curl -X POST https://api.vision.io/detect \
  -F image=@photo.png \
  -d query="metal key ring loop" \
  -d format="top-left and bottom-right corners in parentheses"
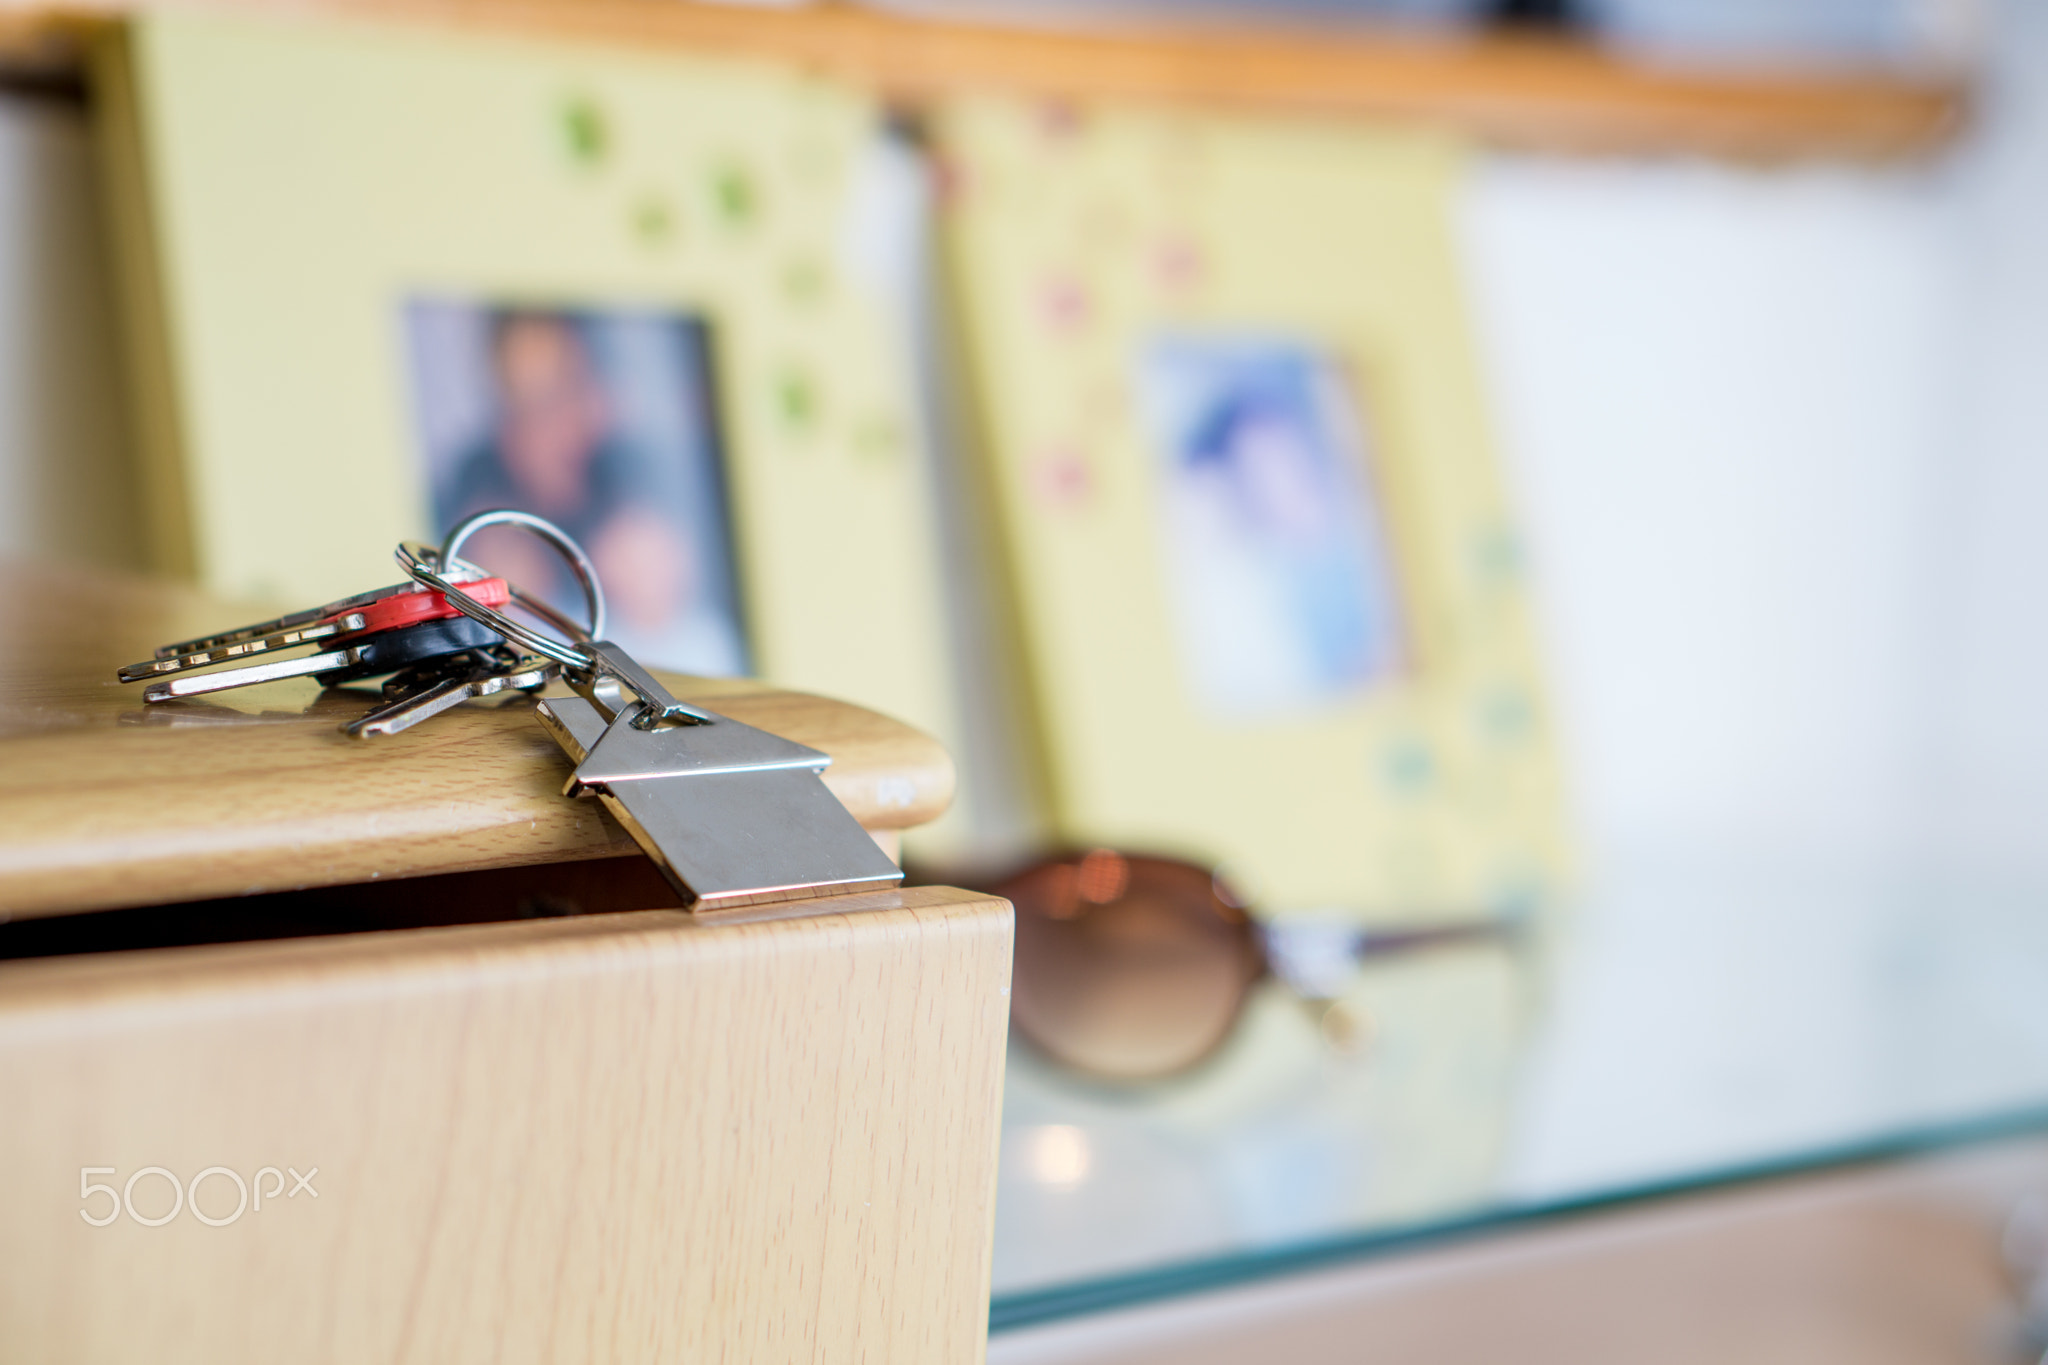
top-left (442, 508), bottom-right (608, 644)
top-left (395, 509), bottom-right (608, 670)
top-left (398, 545), bottom-right (591, 670)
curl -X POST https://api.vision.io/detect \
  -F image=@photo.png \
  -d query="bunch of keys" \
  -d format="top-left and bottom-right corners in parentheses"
top-left (117, 560), bottom-right (556, 738)
top-left (121, 508), bottom-right (903, 914)
top-left (396, 510), bottom-right (904, 913)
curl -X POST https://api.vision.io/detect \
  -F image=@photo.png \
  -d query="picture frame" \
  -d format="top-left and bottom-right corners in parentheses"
top-left (934, 99), bottom-right (1568, 919)
top-left (95, 10), bottom-right (955, 753)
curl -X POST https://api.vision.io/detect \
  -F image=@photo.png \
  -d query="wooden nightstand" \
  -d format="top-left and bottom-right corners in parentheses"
top-left (0, 558), bottom-right (1012, 1364)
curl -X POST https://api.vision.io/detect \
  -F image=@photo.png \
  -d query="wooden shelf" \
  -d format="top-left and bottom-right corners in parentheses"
top-left (0, 0), bottom-right (1964, 159)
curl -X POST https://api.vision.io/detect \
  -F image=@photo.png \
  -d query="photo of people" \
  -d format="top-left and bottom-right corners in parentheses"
top-left (402, 300), bottom-right (748, 676)
top-left (1139, 335), bottom-right (1406, 718)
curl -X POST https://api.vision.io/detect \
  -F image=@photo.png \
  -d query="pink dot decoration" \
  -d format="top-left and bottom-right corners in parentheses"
top-left (1040, 274), bottom-right (1091, 333)
top-left (1031, 447), bottom-right (1094, 511)
top-left (1036, 100), bottom-right (1083, 142)
top-left (930, 153), bottom-right (969, 209)
top-left (1153, 236), bottom-right (1204, 292)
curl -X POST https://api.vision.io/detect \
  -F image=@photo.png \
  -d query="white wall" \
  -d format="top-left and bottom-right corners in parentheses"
top-left (1924, 0), bottom-right (2048, 878)
top-left (1462, 0), bottom-right (2048, 883)
top-left (1465, 0), bottom-right (2048, 1193)
top-left (1464, 158), bottom-right (1952, 867)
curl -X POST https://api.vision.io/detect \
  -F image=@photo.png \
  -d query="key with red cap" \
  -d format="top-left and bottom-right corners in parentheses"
top-left (143, 564), bottom-right (496, 663)
top-left (134, 614), bottom-right (513, 704)
top-left (119, 578), bottom-right (512, 692)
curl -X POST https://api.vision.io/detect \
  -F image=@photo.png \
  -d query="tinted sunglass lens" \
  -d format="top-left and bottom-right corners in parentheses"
top-left (1005, 852), bottom-right (1261, 1082)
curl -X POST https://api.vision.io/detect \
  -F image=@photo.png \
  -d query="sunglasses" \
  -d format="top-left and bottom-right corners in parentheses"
top-left (985, 849), bottom-right (1526, 1083)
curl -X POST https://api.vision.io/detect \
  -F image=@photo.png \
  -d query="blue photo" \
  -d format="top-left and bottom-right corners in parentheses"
top-left (1140, 335), bottom-right (1406, 717)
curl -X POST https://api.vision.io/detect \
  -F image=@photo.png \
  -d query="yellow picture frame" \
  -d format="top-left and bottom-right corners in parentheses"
top-left (95, 10), bottom-right (955, 756)
top-left (935, 98), bottom-right (1568, 920)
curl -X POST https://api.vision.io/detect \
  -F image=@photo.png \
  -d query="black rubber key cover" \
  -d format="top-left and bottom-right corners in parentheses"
top-left (314, 614), bottom-right (503, 686)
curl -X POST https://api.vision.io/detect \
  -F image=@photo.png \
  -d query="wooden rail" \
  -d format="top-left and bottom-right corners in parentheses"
top-left (0, 0), bottom-right (1965, 158)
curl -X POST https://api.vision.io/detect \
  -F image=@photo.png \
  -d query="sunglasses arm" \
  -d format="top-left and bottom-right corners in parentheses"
top-left (1258, 913), bottom-right (1526, 1001)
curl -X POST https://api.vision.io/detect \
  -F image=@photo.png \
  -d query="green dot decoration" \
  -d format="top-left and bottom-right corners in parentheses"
top-left (713, 164), bottom-right (761, 228)
top-left (1379, 737), bottom-right (1436, 795)
top-left (558, 95), bottom-right (610, 168)
top-left (781, 257), bottom-right (829, 306)
top-left (1477, 689), bottom-right (1533, 745)
top-left (1485, 875), bottom-right (1543, 922)
top-left (631, 194), bottom-right (678, 248)
top-left (1473, 526), bottom-right (1525, 585)
top-left (776, 369), bottom-right (819, 433)
top-left (852, 415), bottom-right (902, 463)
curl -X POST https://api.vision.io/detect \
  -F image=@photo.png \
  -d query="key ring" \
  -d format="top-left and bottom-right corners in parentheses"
top-left (442, 509), bottom-right (608, 645)
top-left (398, 508), bottom-right (711, 729)
top-left (396, 509), bottom-right (607, 670)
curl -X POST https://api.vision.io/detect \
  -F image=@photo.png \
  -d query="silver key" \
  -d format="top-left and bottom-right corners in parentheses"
top-left (119, 614), bottom-right (369, 682)
top-left (344, 653), bottom-right (554, 739)
top-left (142, 643), bottom-right (371, 702)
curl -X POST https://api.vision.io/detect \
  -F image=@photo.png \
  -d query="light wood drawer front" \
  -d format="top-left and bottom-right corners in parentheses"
top-left (0, 885), bottom-right (1012, 1365)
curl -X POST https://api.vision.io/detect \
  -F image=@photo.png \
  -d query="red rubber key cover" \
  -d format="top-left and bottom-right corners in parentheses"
top-left (342, 577), bottom-right (510, 637)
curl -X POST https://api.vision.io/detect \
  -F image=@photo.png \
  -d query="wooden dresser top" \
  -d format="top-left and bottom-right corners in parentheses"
top-left (0, 559), bottom-right (953, 920)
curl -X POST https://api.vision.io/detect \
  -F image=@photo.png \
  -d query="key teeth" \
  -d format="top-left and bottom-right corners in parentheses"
top-left (339, 655), bottom-right (558, 739)
top-left (116, 614), bottom-right (373, 686)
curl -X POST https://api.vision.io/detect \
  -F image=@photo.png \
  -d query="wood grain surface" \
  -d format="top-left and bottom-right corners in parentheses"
top-left (0, 883), bottom-right (1014, 1364)
top-left (0, 0), bottom-right (1964, 160)
top-left (0, 558), bottom-right (954, 920)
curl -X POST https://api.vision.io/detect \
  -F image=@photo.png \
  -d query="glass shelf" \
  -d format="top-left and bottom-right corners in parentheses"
top-left (987, 847), bottom-right (2048, 1329)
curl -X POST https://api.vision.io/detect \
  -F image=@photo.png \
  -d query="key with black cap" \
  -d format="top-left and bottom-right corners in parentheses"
top-left (342, 647), bottom-right (555, 739)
